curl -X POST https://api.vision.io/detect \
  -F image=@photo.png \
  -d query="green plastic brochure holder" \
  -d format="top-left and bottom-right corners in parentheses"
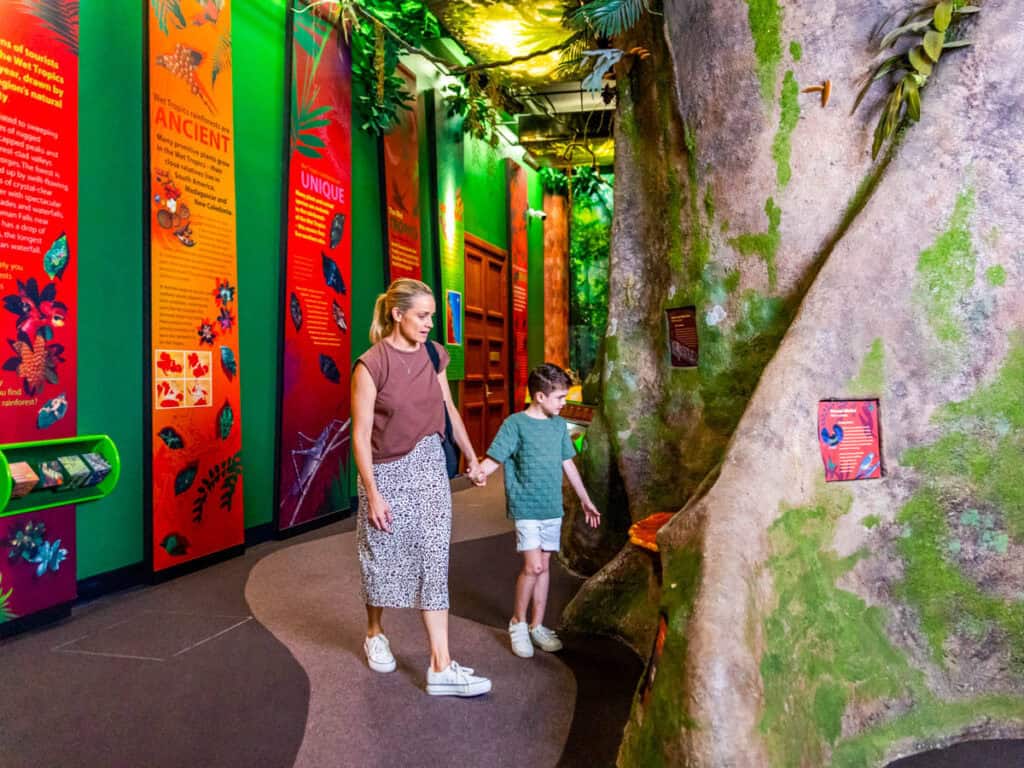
top-left (0, 435), bottom-right (121, 517)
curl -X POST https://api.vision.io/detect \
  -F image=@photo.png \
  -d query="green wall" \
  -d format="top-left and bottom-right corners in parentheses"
top-left (76, 1), bottom-right (145, 578)
top-left (234, 2), bottom-right (288, 529)
top-left (527, 166), bottom-right (545, 369)
top-left (73, 16), bottom-right (546, 582)
top-left (463, 135), bottom-right (508, 249)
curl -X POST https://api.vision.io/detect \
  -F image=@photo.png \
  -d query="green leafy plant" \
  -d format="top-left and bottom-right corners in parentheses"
top-left (348, 0), bottom-right (439, 135)
top-left (566, 0), bottom-right (651, 40)
top-left (854, 0), bottom-right (978, 158)
top-left (539, 167), bottom-right (570, 194)
top-left (443, 72), bottom-right (508, 147)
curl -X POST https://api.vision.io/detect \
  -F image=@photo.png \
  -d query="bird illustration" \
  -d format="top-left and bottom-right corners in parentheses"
top-left (820, 424), bottom-right (844, 447)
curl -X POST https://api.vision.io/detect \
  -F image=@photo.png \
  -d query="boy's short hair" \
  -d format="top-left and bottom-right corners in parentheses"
top-left (528, 363), bottom-right (572, 398)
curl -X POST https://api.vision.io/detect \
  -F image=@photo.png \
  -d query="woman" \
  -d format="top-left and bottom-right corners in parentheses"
top-left (351, 278), bottom-right (491, 697)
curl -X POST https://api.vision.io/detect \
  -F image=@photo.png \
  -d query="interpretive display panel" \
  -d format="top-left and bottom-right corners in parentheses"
top-left (818, 399), bottom-right (882, 482)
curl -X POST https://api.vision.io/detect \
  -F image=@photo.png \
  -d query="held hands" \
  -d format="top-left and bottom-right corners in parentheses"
top-left (367, 491), bottom-right (393, 533)
top-left (467, 458), bottom-right (487, 487)
top-left (582, 498), bottom-right (601, 528)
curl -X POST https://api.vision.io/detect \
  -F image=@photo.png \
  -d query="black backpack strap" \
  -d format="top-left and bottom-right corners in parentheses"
top-left (424, 340), bottom-right (441, 372)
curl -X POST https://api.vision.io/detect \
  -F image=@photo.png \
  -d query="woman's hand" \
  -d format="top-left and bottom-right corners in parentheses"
top-left (367, 491), bottom-right (393, 533)
top-left (466, 458), bottom-right (486, 486)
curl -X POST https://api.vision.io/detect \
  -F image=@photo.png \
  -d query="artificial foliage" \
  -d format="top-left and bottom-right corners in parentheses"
top-left (855, 0), bottom-right (977, 158)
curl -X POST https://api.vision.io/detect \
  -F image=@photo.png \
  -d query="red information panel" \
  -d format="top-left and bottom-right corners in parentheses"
top-left (276, 3), bottom-right (353, 531)
top-left (818, 400), bottom-right (882, 482)
top-left (383, 65), bottom-right (421, 282)
top-left (0, 5), bottom-right (79, 619)
top-left (147, 0), bottom-right (244, 571)
top-left (508, 161), bottom-right (529, 410)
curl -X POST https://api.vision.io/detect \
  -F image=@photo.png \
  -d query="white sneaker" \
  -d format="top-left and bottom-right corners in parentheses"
top-left (509, 620), bottom-right (534, 658)
top-left (364, 633), bottom-right (396, 673)
top-left (426, 661), bottom-right (492, 697)
top-left (530, 624), bottom-right (563, 652)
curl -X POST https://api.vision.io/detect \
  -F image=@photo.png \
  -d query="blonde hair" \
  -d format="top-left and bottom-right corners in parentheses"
top-left (369, 278), bottom-right (435, 343)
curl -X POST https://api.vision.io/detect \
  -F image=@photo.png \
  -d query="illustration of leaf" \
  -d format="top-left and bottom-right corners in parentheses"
top-left (319, 354), bottom-right (340, 383)
top-left (295, 144), bottom-right (322, 159)
top-left (322, 253), bottom-right (346, 293)
top-left (42, 232), bottom-right (69, 279)
top-left (290, 292), bottom-right (303, 331)
top-left (160, 533), bottom-right (189, 556)
top-left (220, 346), bottom-right (237, 380)
top-left (211, 34), bottom-right (232, 88)
top-left (298, 132), bottom-right (325, 148)
top-left (175, 462), bottom-right (199, 495)
top-left (20, 0), bottom-right (79, 55)
top-left (329, 213), bottom-right (345, 249)
top-left (158, 426), bottom-right (185, 449)
top-left (332, 300), bottom-right (347, 333)
top-left (217, 399), bottom-right (234, 439)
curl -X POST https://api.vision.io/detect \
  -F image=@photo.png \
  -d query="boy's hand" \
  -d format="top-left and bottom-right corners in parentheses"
top-left (467, 459), bottom-right (486, 486)
top-left (582, 499), bottom-right (601, 528)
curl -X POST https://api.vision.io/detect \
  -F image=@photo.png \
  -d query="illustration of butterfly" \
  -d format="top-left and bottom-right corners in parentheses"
top-left (32, 539), bottom-right (67, 577)
top-left (820, 425), bottom-right (844, 447)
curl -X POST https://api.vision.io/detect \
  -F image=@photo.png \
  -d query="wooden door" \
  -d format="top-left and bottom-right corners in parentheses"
top-left (461, 234), bottom-right (510, 458)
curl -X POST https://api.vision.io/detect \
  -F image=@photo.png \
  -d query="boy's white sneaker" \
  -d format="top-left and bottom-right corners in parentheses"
top-left (364, 633), bottom-right (396, 673)
top-left (509, 620), bottom-right (534, 658)
top-left (426, 661), bottom-right (492, 697)
top-left (530, 624), bottom-right (563, 653)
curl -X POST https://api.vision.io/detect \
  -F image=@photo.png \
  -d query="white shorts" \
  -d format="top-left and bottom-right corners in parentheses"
top-left (514, 518), bottom-right (563, 552)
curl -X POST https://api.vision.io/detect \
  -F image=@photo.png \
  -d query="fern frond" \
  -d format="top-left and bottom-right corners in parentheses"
top-left (19, 0), bottom-right (79, 56)
top-left (570, 0), bottom-right (650, 40)
top-left (212, 34), bottom-right (232, 88)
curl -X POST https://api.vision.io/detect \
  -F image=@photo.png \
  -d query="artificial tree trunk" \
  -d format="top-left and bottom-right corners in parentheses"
top-left (566, 0), bottom-right (1024, 764)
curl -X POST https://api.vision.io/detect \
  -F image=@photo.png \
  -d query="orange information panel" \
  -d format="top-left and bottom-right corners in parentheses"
top-left (146, 1), bottom-right (243, 572)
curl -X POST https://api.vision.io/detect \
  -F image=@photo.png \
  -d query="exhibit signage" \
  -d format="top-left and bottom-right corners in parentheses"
top-left (0, 3), bottom-right (80, 619)
top-left (383, 65), bottom-right (422, 283)
top-left (147, 0), bottom-right (244, 571)
top-left (666, 307), bottom-right (698, 368)
top-left (818, 399), bottom-right (882, 482)
top-left (276, 2), bottom-right (353, 531)
top-left (433, 88), bottom-right (465, 380)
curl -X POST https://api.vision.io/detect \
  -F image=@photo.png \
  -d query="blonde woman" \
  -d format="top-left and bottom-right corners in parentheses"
top-left (351, 278), bottom-right (491, 696)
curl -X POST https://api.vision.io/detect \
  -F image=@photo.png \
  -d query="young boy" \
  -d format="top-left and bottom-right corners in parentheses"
top-left (477, 363), bottom-right (601, 658)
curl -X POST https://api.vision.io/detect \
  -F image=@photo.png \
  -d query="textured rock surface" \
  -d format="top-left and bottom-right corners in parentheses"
top-left (569, 0), bottom-right (1024, 765)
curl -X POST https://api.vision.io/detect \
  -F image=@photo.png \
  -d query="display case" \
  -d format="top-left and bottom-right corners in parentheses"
top-left (0, 435), bottom-right (121, 517)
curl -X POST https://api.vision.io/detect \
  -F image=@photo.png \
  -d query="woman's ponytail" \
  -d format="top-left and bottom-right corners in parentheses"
top-left (368, 292), bottom-right (392, 344)
top-left (368, 278), bottom-right (434, 344)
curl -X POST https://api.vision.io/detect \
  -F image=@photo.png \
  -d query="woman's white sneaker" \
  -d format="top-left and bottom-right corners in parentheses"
top-left (364, 633), bottom-right (396, 673)
top-left (529, 624), bottom-right (563, 652)
top-left (509, 620), bottom-right (534, 658)
top-left (426, 661), bottom-right (492, 697)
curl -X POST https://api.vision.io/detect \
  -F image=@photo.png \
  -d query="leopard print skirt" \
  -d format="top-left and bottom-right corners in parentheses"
top-left (356, 434), bottom-right (452, 610)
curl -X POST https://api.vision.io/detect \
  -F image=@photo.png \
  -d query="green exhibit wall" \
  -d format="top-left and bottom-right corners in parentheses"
top-left (72, 13), bottom-right (547, 583)
top-left (234, 2), bottom-right (288, 530)
top-left (526, 166), bottom-right (545, 369)
top-left (76, 0), bottom-right (145, 578)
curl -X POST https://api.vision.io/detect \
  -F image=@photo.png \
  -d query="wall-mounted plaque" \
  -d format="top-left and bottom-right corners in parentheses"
top-left (666, 307), bottom-right (698, 367)
top-left (818, 400), bottom-right (882, 482)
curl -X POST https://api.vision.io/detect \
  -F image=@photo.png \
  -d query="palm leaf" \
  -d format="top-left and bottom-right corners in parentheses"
top-left (570, 0), bottom-right (651, 39)
top-left (212, 34), bottom-right (232, 89)
top-left (19, 0), bottom-right (79, 56)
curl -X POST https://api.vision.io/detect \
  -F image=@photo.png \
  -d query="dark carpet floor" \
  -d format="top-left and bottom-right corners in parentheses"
top-left (0, 512), bottom-right (641, 768)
